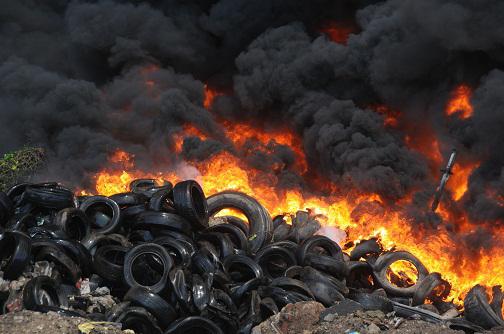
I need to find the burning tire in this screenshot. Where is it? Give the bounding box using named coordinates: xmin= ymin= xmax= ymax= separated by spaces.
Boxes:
xmin=464 ymin=285 xmax=504 ymax=329
xmin=207 ymin=191 xmax=273 ymax=253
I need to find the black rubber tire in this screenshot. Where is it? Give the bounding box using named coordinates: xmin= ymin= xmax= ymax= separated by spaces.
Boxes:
xmin=172 ymin=180 xmax=209 ymax=229
xmin=230 ymin=277 xmax=269 ymax=305
xmin=115 ymin=306 xmax=163 ymax=334
xmin=164 ymin=316 xmax=224 ymax=334
xmin=148 ymin=189 xmax=175 ymax=212
xmin=6 ymin=183 xmax=31 ymax=203
xmin=0 ymin=191 xmax=13 ymax=226
xmin=197 ymin=232 xmax=234 ymax=260
xmin=297 ymin=235 xmax=344 ymax=264
xmin=79 ymin=196 xmax=121 ymax=234
xmin=109 ymin=192 xmax=148 ymax=207
xmin=205 ymin=223 xmax=249 ymax=253
xmin=33 ymin=238 xmax=93 ymax=278
xmin=254 ymin=244 xmax=297 ymax=279
xmin=23 ymin=184 xmax=76 ymax=210
xmin=133 ymin=211 xmax=193 ymax=236
xmin=53 ymin=208 xmax=91 ymax=241
xmin=93 ymin=245 xmax=128 ymax=283
xmin=0 ymin=231 xmax=32 ymax=280
xmin=350 ymin=292 xmax=394 ymax=312
xmin=129 ymin=179 xmax=157 ymax=192
xmin=153 ymin=237 xmax=193 ymax=267
xmin=123 ymin=243 xmax=173 ymax=294
xmin=270 ymin=277 xmax=314 ymax=299
xmin=223 ymin=254 xmax=263 ymax=282
xmin=350 ymin=238 xmax=382 ymax=261
xmin=303 ymin=253 xmax=348 ymax=279
xmin=169 ymin=267 xmax=192 ymax=310
xmin=412 ymin=272 xmax=451 ymax=306
xmin=124 ymin=286 xmax=178 ymax=330
xmin=219 ymin=216 xmax=249 ymax=236
xmin=207 ymin=191 xmax=273 ymax=253
xmin=80 ymin=233 xmax=131 ymax=255
xmin=192 ymin=274 xmax=210 ymax=311
xmin=372 ymin=251 xmax=429 ymax=297
xmin=35 ymin=246 xmax=82 ymax=284
xmin=22 ymin=276 xmax=67 ymax=311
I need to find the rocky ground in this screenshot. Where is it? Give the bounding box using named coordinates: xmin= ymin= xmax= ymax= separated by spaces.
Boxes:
xmin=1 ymin=301 xmax=503 ymax=334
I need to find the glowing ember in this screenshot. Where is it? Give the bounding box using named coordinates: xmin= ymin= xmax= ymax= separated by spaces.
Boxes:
xmin=446 ymin=85 xmax=473 ymax=119
xmin=319 ymin=21 xmax=355 ymax=44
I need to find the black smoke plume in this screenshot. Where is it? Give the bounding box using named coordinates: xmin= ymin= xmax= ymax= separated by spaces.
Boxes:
xmin=1 ymin=0 xmax=503 ymax=250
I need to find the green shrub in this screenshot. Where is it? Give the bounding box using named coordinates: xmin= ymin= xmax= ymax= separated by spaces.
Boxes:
xmin=0 ymin=147 xmax=45 ymax=191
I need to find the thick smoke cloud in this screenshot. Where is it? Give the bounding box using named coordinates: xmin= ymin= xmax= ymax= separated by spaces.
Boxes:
xmin=0 ymin=0 xmax=503 ymax=230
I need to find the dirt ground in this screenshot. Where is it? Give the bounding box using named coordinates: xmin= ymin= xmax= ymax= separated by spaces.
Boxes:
xmin=0 ymin=310 xmax=128 ymax=334
xmin=1 ymin=304 xmax=504 ymax=334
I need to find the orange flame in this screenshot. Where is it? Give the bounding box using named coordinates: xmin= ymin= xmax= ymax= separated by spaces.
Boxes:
xmin=85 ymin=84 xmax=504 ymax=304
xmin=446 ymin=85 xmax=473 ymax=119
xmin=447 ymin=162 xmax=479 ymax=201
xmin=203 ymin=84 xmax=223 ymax=109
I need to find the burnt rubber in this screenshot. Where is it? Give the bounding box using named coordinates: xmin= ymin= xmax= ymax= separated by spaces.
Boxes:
xmin=464 ymin=284 xmax=504 ymax=329
xmin=172 ymin=180 xmax=209 ymax=229
xmin=79 ymin=196 xmax=121 ymax=234
xmin=0 ymin=231 xmax=32 ymax=280
xmin=207 ymin=191 xmax=273 ymax=253
xmin=123 ymin=243 xmax=173 ymax=294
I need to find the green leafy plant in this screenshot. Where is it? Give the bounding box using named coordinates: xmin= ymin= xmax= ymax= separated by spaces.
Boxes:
xmin=0 ymin=147 xmax=45 ymax=191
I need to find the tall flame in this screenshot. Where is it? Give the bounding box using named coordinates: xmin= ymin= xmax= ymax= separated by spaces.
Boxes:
xmin=85 ymin=80 xmax=504 ymax=305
